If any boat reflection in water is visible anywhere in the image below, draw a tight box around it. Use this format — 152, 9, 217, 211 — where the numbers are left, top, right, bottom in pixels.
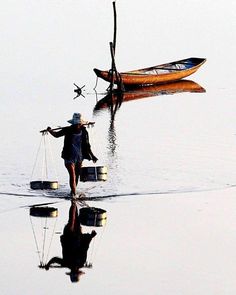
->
94, 79, 205, 112
94, 80, 205, 156
30, 201, 107, 283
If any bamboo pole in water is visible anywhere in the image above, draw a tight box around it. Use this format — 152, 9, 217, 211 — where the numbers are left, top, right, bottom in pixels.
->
109, 42, 120, 88
109, 2, 124, 92
109, 1, 117, 91
112, 1, 117, 54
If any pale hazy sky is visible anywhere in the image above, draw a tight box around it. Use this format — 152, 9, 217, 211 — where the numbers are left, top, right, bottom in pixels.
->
1, 0, 236, 136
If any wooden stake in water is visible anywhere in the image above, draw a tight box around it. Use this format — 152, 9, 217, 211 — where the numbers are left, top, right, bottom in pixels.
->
109, 2, 124, 92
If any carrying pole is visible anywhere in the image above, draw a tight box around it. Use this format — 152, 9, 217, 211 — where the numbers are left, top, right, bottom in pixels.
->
40, 122, 95, 133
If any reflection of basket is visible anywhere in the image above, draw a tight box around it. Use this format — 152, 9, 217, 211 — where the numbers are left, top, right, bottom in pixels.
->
30, 181, 59, 190
30, 206, 58, 218
79, 207, 107, 227
80, 166, 108, 182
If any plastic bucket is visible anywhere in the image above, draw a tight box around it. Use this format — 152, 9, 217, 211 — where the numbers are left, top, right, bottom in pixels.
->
80, 166, 108, 182
30, 206, 58, 218
79, 207, 107, 227
30, 181, 59, 190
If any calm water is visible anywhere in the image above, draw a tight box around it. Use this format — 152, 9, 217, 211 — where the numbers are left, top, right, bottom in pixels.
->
1, 0, 236, 294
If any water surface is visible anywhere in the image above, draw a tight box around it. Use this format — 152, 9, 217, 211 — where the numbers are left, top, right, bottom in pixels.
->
1, 0, 236, 294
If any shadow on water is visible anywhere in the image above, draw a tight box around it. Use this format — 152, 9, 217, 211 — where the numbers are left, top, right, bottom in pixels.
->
30, 201, 107, 283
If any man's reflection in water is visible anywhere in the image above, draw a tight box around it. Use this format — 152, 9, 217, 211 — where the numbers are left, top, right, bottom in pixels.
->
45, 200, 97, 282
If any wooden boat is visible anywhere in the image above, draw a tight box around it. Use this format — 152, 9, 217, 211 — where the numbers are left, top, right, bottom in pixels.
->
94, 80, 205, 111
94, 57, 206, 86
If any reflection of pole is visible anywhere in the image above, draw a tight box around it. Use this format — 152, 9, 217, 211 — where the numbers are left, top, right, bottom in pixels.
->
107, 91, 123, 156
108, 119, 117, 157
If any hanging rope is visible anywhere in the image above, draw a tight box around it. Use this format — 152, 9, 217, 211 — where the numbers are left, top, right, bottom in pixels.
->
45, 133, 59, 181
41, 217, 48, 264
88, 125, 96, 168
30, 214, 58, 267
45, 217, 58, 264
42, 134, 48, 180
87, 223, 107, 266
30, 132, 59, 183
30, 215, 42, 263
30, 135, 44, 181
87, 235, 96, 267
88, 120, 103, 167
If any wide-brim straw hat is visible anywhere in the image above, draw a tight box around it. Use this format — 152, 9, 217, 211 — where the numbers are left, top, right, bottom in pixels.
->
67, 113, 88, 125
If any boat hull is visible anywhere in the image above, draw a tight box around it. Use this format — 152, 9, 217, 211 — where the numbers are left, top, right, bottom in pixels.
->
94, 57, 206, 86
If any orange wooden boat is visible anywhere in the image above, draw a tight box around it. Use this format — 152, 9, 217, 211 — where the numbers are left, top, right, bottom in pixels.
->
94, 80, 205, 111
94, 57, 206, 86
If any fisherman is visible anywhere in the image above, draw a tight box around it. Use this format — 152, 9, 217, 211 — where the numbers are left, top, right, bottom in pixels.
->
47, 113, 98, 197
45, 201, 97, 283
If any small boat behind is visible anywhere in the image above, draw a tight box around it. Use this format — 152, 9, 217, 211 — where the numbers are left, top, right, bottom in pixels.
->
94, 57, 206, 87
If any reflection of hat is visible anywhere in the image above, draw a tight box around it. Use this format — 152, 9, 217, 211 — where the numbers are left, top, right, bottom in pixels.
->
67, 270, 85, 283
67, 113, 88, 125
